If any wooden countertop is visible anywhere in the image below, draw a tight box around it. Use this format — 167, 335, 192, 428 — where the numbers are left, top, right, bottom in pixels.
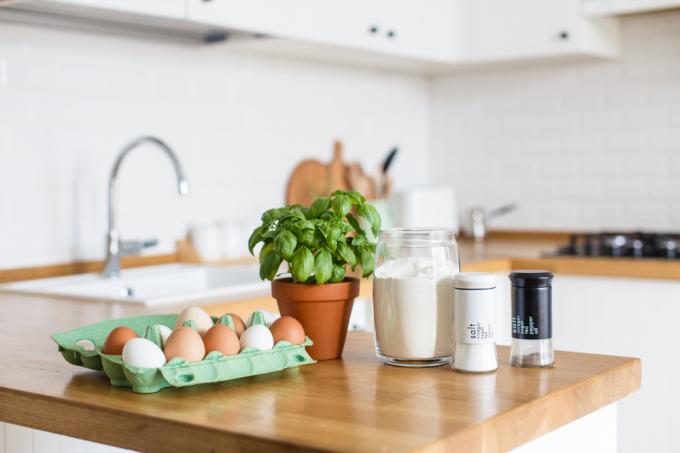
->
2, 231, 680, 283
0, 294, 640, 452
458, 234, 680, 280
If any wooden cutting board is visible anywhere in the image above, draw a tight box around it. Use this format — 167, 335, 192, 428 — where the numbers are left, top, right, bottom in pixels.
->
286, 141, 375, 206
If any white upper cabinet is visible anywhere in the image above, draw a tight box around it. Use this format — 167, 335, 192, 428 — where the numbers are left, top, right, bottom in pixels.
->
186, 0, 458, 62
2, 0, 623, 72
42, 0, 187, 19
583, 0, 680, 15
455, 0, 619, 63
187, 0, 617, 68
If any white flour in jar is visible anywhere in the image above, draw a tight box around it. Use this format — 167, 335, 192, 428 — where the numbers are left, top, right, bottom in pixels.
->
373, 257, 457, 359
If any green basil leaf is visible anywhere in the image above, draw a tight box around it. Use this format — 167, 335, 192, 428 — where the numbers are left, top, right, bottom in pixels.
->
351, 235, 367, 247
332, 194, 352, 217
337, 219, 353, 234
314, 248, 333, 284
259, 241, 275, 264
286, 209, 307, 221
275, 229, 297, 260
299, 229, 315, 247
261, 208, 281, 223
346, 214, 365, 235
358, 204, 381, 236
297, 220, 315, 231
248, 225, 264, 255
346, 190, 366, 205
291, 246, 314, 283
329, 224, 342, 242
358, 247, 375, 278
336, 242, 356, 267
330, 263, 346, 283
259, 250, 282, 281
309, 197, 330, 219
318, 223, 332, 241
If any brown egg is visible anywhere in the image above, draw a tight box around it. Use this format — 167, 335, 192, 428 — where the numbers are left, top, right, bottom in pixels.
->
225, 313, 246, 337
203, 324, 240, 356
163, 327, 206, 362
269, 316, 305, 345
102, 326, 138, 355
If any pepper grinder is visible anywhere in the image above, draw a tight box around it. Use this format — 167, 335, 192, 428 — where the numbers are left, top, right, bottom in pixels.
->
509, 270, 555, 368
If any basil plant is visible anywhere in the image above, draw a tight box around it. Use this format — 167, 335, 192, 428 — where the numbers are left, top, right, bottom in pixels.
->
248, 190, 381, 284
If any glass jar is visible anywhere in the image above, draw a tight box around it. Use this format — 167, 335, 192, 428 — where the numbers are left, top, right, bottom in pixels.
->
372, 228, 460, 367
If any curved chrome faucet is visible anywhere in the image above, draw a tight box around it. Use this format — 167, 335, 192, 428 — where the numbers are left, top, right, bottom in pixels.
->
103, 136, 189, 278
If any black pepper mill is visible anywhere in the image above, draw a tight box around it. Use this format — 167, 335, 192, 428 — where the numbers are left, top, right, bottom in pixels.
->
509, 270, 554, 367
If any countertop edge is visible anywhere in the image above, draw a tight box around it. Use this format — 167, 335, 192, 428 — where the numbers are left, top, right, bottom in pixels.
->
420, 356, 641, 453
0, 385, 327, 453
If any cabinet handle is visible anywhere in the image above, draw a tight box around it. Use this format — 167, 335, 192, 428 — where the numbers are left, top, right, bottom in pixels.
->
386, 30, 396, 39
368, 25, 379, 35
558, 30, 569, 40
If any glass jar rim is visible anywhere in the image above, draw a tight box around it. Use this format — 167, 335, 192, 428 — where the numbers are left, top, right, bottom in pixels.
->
379, 227, 457, 245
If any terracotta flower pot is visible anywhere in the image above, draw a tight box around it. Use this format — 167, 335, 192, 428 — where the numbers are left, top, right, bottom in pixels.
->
272, 277, 360, 361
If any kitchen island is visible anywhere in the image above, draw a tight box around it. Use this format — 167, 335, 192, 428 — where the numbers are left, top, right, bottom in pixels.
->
0, 293, 640, 452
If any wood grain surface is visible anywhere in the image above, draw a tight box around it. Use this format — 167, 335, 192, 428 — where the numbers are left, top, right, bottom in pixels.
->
0, 294, 640, 453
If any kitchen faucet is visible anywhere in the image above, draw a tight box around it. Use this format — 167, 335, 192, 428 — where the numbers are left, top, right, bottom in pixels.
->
467, 203, 518, 241
103, 136, 189, 278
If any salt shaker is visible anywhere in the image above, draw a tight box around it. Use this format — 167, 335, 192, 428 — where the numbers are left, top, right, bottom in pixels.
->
452, 273, 498, 373
509, 270, 555, 368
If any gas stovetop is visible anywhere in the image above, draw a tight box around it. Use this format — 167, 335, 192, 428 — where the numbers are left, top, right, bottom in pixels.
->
554, 232, 680, 259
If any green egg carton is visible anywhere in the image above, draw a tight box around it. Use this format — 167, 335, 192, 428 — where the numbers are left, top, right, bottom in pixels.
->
52, 311, 315, 394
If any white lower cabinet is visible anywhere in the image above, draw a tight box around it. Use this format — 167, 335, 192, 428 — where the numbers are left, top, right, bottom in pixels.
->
510, 403, 618, 453
0, 423, 135, 453
491, 273, 679, 453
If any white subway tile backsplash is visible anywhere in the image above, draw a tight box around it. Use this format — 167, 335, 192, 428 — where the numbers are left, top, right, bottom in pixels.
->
648, 129, 680, 151
0, 22, 429, 269
0, 59, 7, 87
431, 11, 680, 231
624, 109, 670, 128
602, 178, 648, 200
578, 111, 622, 130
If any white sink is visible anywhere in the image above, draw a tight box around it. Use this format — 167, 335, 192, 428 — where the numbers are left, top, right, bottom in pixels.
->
0, 263, 269, 306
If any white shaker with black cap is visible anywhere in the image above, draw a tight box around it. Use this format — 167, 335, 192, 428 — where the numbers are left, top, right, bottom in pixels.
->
451, 272, 498, 373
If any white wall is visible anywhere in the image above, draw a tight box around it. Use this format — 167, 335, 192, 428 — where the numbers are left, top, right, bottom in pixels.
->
3, 10, 680, 270
430, 11, 680, 232
0, 22, 430, 269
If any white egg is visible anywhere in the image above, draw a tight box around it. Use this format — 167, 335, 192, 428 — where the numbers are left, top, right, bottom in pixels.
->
75, 339, 95, 351
156, 325, 173, 346
239, 324, 274, 351
122, 338, 167, 368
246, 309, 281, 327
175, 306, 214, 336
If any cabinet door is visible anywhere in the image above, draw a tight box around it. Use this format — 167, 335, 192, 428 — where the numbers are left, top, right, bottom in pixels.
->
373, 0, 458, 61
583, 0, 680, 15
187, 0, 457, 61
186, 0, 360, 44
456, 0, 576, 61
46, 0, 187, 19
